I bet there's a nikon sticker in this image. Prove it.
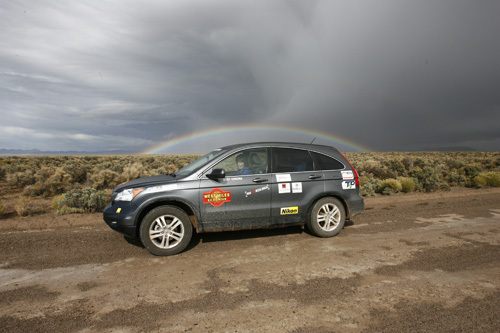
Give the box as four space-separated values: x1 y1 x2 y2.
280 206 298 215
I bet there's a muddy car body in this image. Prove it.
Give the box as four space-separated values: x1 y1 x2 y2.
103 142 364 255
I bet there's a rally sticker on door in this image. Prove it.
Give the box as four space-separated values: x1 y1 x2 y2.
279 183 291 194
342 181 356 189
342 170 354 180
245 184 270 197
276 174 291 182
280 206 298 215
203 188 231 206
292 182 302 193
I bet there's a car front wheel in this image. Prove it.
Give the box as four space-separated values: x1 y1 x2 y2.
307 197 345 237
139 206 193 256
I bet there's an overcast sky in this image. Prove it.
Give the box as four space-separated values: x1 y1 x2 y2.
1 0 499 153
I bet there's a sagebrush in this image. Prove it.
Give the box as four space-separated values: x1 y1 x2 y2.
1 152 499 201
345 151 500 195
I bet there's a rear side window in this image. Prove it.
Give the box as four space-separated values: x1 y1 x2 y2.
273 148 314 173
311 152 345 170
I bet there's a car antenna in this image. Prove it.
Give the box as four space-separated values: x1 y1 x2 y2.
310 137 316 144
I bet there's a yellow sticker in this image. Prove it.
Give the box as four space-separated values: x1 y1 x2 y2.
116 208 122 213
280 206 298 215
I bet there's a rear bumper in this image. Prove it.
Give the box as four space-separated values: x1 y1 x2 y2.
348 195 364 218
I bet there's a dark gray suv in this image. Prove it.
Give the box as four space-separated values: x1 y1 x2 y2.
103 142 364 256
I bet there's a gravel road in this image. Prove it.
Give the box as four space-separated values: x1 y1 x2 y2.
1 188 499 332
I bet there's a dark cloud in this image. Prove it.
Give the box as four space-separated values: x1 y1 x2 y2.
1 0 498 152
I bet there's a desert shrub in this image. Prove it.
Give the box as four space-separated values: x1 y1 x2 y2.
445 171 469 187
122 162 152 181
360 163 397 179
15 196 31 216
176 158 191 169
460 163 483 178
56 187 107 214
360 177 381 196
413 158 427 169
409 166 446 192
22 184 43 197
45 168 74 194
401 157 414 171
165 163 179 175
14 196 44 216
23 168 73 197
152 167 168 175
52 194 64 211
398 177 416 193
383 159 406 177
34 166 56 183
7 170 36 188
482 172 500 187
444 158 464 170
472 175 488 187
90 169 123 190
62 162 91 183
0 166 5 180
378 179 403 195
494 157 500 168
422 174 445 192
473 172 500 188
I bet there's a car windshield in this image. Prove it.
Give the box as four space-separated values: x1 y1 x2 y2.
173 148 229 178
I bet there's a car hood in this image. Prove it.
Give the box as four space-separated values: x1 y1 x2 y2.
114 174 177 192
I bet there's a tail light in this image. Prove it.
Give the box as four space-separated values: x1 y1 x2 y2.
339 151 360 186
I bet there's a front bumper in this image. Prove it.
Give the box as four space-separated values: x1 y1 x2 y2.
103 202 139 238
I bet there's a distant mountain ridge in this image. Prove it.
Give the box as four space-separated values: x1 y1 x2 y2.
420 146 477 152
0 148 136 155
0 146 481 155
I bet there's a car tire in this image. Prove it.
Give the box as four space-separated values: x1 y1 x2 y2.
139 206 193 256
307 197 345 238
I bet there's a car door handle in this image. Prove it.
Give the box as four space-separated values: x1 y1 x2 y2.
308 175 322 179
252 178 268 183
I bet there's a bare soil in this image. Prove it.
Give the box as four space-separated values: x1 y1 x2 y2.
1 187 499 332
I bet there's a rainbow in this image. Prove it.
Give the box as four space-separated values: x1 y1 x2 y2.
142 125 371 154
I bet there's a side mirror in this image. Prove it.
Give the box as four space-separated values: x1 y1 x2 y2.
206 168 226 180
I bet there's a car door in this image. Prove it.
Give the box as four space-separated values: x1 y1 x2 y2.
270 147 324 226
310 151 346 193
199 147 271 232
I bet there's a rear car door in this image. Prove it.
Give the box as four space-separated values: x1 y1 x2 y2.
270 147 324 226
199 147 271 231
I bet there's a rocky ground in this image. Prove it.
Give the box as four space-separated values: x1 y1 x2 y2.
1 187 499 332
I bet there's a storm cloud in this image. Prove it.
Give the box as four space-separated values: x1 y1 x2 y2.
1 0 499 153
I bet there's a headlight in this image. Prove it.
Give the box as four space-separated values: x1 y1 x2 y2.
115 188 144 201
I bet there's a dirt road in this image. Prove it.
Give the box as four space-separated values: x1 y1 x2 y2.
1 188 499 332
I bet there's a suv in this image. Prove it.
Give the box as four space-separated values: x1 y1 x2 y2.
103 142 364 256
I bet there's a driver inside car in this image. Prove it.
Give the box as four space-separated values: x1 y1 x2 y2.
235 155 251 175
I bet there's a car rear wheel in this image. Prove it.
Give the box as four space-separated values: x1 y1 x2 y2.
139 206 192 256
307 197 345 237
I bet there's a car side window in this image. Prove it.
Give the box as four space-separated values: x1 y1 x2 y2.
311 152 345 170
273 148 314 173
211 148 269 176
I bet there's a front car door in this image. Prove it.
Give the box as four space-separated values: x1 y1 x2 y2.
270 147 325 226
199 147 271 232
